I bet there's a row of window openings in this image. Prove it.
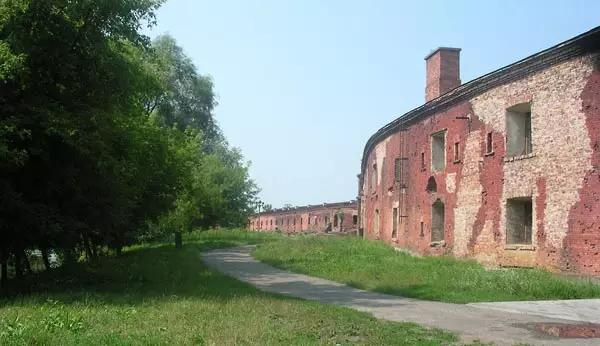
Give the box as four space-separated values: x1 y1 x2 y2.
254 215 359 228
374 197 533 245
371 158 407 192
371 104 532 192
373 144 464 192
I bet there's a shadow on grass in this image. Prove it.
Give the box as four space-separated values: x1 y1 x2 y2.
0 234 282 308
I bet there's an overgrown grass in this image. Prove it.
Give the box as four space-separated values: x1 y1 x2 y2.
0 230 465 345
252 236 600 303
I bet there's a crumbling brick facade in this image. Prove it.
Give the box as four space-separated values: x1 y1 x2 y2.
358 27 600 276
249 201 358 233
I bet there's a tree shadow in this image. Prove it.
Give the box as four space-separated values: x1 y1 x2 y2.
0 237 286 308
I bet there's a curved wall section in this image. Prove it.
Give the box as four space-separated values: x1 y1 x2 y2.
358 27 600 275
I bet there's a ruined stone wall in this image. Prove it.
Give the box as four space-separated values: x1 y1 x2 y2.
360 54 600 275
249 202 358 233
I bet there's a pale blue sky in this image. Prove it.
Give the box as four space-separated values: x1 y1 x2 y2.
146 0 599 208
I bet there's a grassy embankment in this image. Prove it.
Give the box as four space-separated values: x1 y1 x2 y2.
0 230 468 346
252 235 600 303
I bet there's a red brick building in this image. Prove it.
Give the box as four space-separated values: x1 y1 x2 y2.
358 27 600 275
249 201 358 233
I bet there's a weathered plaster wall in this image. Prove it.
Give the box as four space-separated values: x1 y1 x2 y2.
564 54 600 274
454 130 483 257
470 56 595 270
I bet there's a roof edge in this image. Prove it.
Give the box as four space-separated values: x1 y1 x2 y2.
424 47 462 60
360 26 600 182
252 200 357 217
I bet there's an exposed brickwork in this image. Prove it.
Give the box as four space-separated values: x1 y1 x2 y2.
359 28 600 276
425 48 461 102
470 56 595 270
564 55 600 274
248 201 358 233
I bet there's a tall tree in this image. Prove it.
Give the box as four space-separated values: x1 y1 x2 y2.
140 36 258 241
144 35 222 150
0 0 166 271
0 0 259 284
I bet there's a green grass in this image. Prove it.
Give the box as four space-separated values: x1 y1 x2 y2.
252 235 600 304
0 230 466 345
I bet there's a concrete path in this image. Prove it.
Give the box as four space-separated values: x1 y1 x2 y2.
469 299 600 325
202 246 600 345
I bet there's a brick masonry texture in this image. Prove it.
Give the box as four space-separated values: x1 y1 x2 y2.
425 48 461 102
359 50 600 276
249 201 358 233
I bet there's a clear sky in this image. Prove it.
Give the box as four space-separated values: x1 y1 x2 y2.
145 0 600 208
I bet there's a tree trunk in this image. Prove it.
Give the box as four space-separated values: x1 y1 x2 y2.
82 234 94 261
175 232 182 249
14 251 22 278
1 251 8 286
90 242 97 259
62 246 78 267
114 230 123 257
41 248 51 271
23 250 32 274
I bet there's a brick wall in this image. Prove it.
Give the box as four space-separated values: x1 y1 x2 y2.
248 202 358 233
564 54 600 274
425 48 461 102
360 53 600 276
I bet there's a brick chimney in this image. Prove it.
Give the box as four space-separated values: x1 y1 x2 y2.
424 47 461 102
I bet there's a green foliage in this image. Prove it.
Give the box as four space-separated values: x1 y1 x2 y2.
253 236 600 303
0 0 257 282
143 34 223 151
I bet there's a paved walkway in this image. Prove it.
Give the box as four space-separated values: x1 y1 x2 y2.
202 246 600 345
469 299 600 325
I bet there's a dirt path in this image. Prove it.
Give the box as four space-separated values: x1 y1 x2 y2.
202 246 599 345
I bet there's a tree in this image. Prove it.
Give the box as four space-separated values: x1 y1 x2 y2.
0 0 167 274
263 204 273 212
144 34 222 151
0 0 259 285
140 36 258 242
